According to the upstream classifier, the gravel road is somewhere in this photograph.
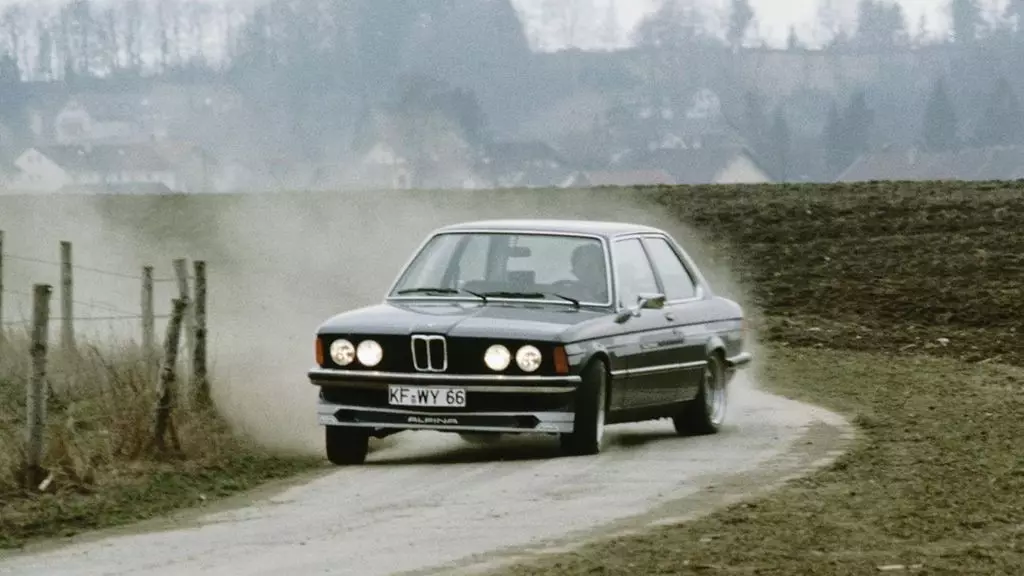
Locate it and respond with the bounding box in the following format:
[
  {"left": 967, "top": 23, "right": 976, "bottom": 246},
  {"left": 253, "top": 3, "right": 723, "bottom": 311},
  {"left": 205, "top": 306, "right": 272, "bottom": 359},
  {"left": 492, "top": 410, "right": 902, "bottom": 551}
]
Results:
[{"left": 0, "top": 372, "right": 853, "bottom": 576}]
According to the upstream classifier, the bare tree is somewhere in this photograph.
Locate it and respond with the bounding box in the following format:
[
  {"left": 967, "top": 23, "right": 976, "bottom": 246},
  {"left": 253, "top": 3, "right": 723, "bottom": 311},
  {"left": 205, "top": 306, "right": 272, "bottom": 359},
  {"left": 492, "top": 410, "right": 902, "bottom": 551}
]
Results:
[
  {"left": 599, "top": 0, "right": 619, "bottom": 47},
  {"left": 727, "top": 0, "right": 755, "bottom": 51},
  {"left": 157, "top": 0, "right": 171, "bottom": 71},
  {"left": 122, "top": 0, "right": 142, "bottom": 71},
  {"left": 184, "top": 0, "right": 213, "bottom": 67},
  {"left": 542, "top": 0, "right": 593, "bottom": 49},
  {"left": 950, "top": 0, "right": 983, "bottom": 44},
  {"left": 2, "top": 6, "right": 25, "bottom": 74},
  {"left": 98, "top": 7, "right": 119, "bottom": 73},
  {"left": 35, "top": 21, "right": 53, "bottom": 80},
  {"left": 816, "top": 0, "right": 850, "bottom": 47}
]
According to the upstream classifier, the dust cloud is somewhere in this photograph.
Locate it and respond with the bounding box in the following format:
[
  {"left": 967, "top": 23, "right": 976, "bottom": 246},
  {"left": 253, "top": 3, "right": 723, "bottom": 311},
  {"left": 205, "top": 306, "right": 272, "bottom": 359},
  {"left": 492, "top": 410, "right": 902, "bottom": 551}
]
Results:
[{"left": 0, "top": 189, "right": 762, "bottom": 457}]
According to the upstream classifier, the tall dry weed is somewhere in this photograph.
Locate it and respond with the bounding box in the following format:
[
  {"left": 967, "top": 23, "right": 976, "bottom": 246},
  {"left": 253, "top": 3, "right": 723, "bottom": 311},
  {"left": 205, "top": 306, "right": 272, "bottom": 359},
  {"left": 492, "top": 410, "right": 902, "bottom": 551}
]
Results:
[{"left": 0, "top": 327, "right": 235, "bottom": 498}]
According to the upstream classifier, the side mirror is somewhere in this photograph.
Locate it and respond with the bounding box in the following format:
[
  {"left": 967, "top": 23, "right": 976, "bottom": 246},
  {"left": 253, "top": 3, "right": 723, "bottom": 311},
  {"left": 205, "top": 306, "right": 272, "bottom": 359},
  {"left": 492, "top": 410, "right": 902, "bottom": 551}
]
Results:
[
  {"left": 615, "top": 293, "right": 667, "bottom": 323},
  {"left": 638, "top": 293, "right": 667, "bottom": 310}
]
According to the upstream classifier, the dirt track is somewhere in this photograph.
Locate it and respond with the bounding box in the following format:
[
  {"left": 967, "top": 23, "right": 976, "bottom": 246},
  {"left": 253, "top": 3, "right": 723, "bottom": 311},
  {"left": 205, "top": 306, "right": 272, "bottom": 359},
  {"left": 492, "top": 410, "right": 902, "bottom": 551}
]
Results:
[{"left": 0, "top": 371, "right": 853, "bottom": 576}]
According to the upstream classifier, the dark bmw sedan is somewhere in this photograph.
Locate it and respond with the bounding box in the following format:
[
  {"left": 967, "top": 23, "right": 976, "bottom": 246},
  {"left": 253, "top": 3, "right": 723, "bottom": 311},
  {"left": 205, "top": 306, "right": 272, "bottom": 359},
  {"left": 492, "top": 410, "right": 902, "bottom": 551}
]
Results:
[{"left": 308, "top": 219, "right": 752, "bottom": 464}]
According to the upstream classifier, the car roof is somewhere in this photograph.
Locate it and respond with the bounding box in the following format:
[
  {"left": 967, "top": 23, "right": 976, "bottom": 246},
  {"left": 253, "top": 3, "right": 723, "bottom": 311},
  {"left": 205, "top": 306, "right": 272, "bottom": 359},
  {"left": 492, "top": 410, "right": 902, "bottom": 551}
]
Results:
[{"left": 434, "top": 219, "right": 668, "bottom": 239}]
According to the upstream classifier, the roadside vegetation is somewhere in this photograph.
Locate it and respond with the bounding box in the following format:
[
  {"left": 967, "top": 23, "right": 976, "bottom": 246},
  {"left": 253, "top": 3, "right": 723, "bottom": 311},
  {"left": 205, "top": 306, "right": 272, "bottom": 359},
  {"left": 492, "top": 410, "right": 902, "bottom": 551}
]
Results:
[
  {"left": 0, "top": 331, "right": 321, "bottom": 549},
  {"left": 493, "top": 180, "right": 1024, "bottom": 574}
]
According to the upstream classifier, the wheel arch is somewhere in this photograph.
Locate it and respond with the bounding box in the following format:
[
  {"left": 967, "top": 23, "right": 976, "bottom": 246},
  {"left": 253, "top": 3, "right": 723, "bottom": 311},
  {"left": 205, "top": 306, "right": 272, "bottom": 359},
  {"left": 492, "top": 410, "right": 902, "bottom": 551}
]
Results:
[{"left": 579, "top": 350, "right": 611, "bottom": 411}]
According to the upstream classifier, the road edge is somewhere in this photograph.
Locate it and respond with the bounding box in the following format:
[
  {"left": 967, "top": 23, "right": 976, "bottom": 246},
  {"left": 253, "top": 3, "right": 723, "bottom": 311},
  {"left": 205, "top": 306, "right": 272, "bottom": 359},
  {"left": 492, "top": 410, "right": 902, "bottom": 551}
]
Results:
[{"left": 404, "top": 396, "right": 858, "bottom": 576}]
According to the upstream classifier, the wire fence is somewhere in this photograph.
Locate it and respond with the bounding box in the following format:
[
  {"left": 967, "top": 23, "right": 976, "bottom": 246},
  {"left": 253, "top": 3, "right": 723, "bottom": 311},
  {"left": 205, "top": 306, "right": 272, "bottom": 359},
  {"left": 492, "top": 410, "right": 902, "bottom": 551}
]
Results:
[
  {"left": 2, "top": 253, "right": 194, "bottom": 284},
  {"left": 3, "top": 252, "right": 189, "bottom": 320},
  {"left": 0, "top": 231, "right": 207, "bottom": 361},
  {"left": 1, "top": 230, "right": 212, "bottom": 488}
]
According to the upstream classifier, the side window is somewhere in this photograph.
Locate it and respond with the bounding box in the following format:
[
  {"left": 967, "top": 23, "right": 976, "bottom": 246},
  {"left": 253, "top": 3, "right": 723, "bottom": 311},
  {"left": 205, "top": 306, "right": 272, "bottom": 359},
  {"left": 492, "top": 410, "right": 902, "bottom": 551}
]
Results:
[
  {"left": 644, "top": 237, "right": 698, "bottom": 301},
  {"left": 613, "top": 238, "right": 660, "bottom": 307}
]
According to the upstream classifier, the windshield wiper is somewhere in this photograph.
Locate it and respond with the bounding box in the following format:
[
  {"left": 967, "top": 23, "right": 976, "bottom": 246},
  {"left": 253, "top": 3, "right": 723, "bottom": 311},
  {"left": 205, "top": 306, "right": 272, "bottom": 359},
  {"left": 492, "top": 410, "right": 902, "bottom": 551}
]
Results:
[
  {"left": 396, "top": 287, "right": 487, "bottom": 302},
  {"left": 482, "top": 291, "right": 580, "bottom": 309},
  {"left": 548, "top": 293, "right": 581, "bottom": 308}
]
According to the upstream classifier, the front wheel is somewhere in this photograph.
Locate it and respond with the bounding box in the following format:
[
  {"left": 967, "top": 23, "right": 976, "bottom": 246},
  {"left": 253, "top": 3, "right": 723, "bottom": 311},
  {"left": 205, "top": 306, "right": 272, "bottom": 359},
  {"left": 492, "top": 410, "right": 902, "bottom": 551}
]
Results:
[
  {"left": 673, "top": 354, "right": 728, "bottom": 436},
  {"left": 325, "top": 426, "right": 370, "bottom": 465},
  {"left": 559, "top": 360, "right": 608, "bottom": 456}
]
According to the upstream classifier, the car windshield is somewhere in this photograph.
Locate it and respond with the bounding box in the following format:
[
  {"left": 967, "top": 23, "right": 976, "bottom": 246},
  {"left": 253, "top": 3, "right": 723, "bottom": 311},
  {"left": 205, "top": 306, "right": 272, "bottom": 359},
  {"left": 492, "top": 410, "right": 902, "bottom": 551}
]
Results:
[{"left": 390, "top": 232, "right": 611, "bottom": 306}]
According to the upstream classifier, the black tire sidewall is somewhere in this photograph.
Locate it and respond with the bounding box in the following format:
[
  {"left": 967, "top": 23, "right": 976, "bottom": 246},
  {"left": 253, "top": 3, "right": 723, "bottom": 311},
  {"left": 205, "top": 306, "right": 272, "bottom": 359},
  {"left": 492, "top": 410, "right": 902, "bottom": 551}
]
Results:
[
  {"left": 675, "top": 354, "right": 726, "bottom": 435},
  {"left": 561, "top": 359, "right": 607, "bottom": 455},
  {"left": 325, "top": 426, "right": 370, "bottom": 465}
]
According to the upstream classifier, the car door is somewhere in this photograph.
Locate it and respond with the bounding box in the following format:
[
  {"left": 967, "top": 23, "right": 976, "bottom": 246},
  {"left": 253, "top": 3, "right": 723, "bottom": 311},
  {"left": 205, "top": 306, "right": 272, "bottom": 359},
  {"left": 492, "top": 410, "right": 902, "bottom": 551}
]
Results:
[
  {"left": 641, "top": 235, "right": 709, "bottom": 404},
  {"left": 610, "top": 237, "right": 677, "bottom": 409}
]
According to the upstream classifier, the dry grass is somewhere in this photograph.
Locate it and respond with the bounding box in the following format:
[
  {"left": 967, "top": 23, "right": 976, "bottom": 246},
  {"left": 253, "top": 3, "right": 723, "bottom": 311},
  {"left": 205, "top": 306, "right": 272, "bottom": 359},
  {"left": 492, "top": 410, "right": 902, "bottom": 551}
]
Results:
[
  {"left": 494, "top": 347, "right": 1024, "bottom": 576},
  {"left": 0, "top": 329, "right": 320, "bottom": 548}
]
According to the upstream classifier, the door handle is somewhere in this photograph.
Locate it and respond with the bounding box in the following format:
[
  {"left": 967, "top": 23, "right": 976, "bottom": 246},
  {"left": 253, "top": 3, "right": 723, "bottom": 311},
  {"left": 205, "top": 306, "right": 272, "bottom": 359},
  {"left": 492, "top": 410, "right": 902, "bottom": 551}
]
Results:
[{"left": 665, "top": 312, "right": 676, "bottom": 321}]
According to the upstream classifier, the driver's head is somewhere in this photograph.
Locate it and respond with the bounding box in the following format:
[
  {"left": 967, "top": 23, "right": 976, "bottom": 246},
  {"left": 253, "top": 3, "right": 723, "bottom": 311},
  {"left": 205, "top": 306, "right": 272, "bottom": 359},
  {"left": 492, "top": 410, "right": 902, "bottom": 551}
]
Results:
[{"left": 571, "top": 243, "right": 606, "bottom": 285}]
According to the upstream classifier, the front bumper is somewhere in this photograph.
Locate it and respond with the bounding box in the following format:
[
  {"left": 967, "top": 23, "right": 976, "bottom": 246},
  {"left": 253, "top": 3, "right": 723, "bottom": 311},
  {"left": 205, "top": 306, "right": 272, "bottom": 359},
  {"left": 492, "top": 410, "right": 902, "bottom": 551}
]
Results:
[
  {"left": 317, "top": 400, "right": 575, "bottom": 434},
  {"left": 309, "top": 367, "right": 580, "bottom": 434}
]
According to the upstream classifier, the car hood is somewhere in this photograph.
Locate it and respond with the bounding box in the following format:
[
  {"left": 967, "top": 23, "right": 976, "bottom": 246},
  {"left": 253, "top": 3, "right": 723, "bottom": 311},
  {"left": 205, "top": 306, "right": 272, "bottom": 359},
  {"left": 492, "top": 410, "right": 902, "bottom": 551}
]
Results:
[{"left": 317, "top": 300, "right": 607, "bottom": 342}]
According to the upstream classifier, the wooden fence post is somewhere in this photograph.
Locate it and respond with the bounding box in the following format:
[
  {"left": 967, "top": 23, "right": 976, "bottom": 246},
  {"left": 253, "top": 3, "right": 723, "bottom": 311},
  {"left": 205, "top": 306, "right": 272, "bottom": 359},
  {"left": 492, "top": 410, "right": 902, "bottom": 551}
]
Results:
[
  {"left": 60, "top": 241, "right": 74, "bottom": 351},
  {"left": 24, "top": 283, "right": 52, "bottom": 489},
  {"left": 172, "top": 259, "right": 193, "bottom": 396},
  {"left": 0, "top": 229, "right": 5, "bottom": 337},
  {"left": 141, "top": 266, "right": 155, "bottom": 359},
  {"left": 150, "top": 297, "right": 186, "bottom": 456},
  {"left": 192, "top": 260, "right": 209, "bottom": 407}
]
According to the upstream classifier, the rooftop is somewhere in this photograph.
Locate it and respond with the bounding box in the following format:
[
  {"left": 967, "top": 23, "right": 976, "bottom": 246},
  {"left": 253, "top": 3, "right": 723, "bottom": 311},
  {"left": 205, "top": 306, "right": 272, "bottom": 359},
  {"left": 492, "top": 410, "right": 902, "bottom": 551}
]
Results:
[{"left": 435, "top": 218, "right": 667, "bottom": 238}]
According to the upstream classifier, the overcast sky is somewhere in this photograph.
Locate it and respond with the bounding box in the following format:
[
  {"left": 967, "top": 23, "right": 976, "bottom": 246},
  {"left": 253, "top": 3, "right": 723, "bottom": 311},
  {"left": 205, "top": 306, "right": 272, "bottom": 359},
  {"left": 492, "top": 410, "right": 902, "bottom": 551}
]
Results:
[
  {"left": 520, "top": 0, "right": 1011, "bottom": 50},
  {"left": 0, "top": 0, "right": 1010, "bottom": 52}
]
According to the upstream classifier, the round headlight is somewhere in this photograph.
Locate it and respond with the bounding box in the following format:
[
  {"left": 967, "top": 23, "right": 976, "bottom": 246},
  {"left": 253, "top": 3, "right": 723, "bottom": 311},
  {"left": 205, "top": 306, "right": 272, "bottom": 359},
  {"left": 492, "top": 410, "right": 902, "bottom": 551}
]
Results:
[
  {"left": 516, "top": 345, "right": 542, "bottom": 373},
  {"left": 356, "top": 339, "right": 383, "bottom": 367},
  {"left": 329, "top": 339, "right": 355, "bottom": 366},
  {"left": 484, "top": 344, "right": 511, "bottom": 371}
]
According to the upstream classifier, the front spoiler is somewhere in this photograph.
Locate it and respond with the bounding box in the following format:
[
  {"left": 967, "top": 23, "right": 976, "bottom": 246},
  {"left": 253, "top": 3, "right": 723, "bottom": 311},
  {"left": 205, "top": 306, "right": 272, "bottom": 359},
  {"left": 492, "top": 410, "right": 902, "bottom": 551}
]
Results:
[{"left": 317, "top": 399, "right": 575, "bottom": 434}]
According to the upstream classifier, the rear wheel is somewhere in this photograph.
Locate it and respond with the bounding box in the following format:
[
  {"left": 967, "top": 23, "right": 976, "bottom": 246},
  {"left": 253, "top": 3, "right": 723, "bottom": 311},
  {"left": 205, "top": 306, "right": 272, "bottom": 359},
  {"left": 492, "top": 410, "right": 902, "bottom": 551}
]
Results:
[
  {"left": 325, "top": 426, "right": 370, "bottom": 465},
  {"left": 559, "top": 360, "right": 608, "bottom": 456},
  {"left": 673, "top": 353, "right": 727, "bottom": 436}
]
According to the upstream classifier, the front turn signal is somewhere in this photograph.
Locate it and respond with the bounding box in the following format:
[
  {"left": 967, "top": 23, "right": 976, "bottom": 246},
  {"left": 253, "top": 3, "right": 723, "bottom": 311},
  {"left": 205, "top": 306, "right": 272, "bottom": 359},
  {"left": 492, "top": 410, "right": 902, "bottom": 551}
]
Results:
[
  {"left": 315, "top": 338, "right": 324, "bottom": 366},
  {"left": 553, "top": 346, "right": 569, "bottom": 375}
]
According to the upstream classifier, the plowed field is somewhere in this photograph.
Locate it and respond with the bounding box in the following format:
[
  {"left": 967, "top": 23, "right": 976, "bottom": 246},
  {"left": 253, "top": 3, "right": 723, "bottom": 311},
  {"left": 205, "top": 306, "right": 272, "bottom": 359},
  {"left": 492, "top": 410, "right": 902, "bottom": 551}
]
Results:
[{"left": 650, "top": 180, "right": 1024, "bottom": 366}]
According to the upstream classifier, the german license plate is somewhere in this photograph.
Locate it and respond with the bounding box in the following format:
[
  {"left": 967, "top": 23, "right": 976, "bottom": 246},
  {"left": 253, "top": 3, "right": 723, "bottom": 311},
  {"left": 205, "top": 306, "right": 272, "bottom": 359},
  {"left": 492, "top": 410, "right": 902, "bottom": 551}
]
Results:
[{"left": 388, "top": 385, "right": 466, "bottom": 408}]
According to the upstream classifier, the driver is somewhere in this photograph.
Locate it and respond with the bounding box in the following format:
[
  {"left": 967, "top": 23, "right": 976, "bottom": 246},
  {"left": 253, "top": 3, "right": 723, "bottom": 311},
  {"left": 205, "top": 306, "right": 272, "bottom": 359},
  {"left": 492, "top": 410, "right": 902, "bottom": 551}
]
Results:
[{"left": 569, "top": 244, "right": 608, "bottom": 303}]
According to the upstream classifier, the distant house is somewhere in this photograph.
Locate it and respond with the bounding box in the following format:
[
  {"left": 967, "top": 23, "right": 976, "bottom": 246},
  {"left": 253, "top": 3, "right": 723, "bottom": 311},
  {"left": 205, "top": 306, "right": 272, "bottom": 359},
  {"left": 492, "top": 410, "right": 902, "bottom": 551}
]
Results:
[
  {"left": 614, "top": 146, "right": 774, "bottom": 185},
  {"left": 837, "top": 145, "right": 1024, "bottom": 182},
  {"left": 353, "top": 141, "right": 414, "bottom": 190},
  {"left": 9, "top": 144, "right": 182, "bottom": 192},
  {"left": 53, "top": 94, "right": 154, "bottom": 144},
  {"left": 49, "top": 85, "right": 245, "bottom": 147},
  {"left": 349, "top": 109, "right": 490, "bottom": 190},
  {"left": 563, "top": 169, "right": 677, "bottom": 188},
  {"left": 483, "top": 140, "right": 572, "bottom": 188}
]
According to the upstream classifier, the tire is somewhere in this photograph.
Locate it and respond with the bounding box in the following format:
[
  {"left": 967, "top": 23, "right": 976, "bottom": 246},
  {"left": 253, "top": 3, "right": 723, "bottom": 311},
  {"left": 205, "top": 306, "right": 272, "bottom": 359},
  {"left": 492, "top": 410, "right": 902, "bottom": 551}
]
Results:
[
  {"left": 673, "top": 353, "right": 728, "bottom": 436},
  {"left": 325, "top": 426, "right": 370, "bottom": 465},
  {"left": 559, "top": 359, "right": 608, "bottom": 456}
]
